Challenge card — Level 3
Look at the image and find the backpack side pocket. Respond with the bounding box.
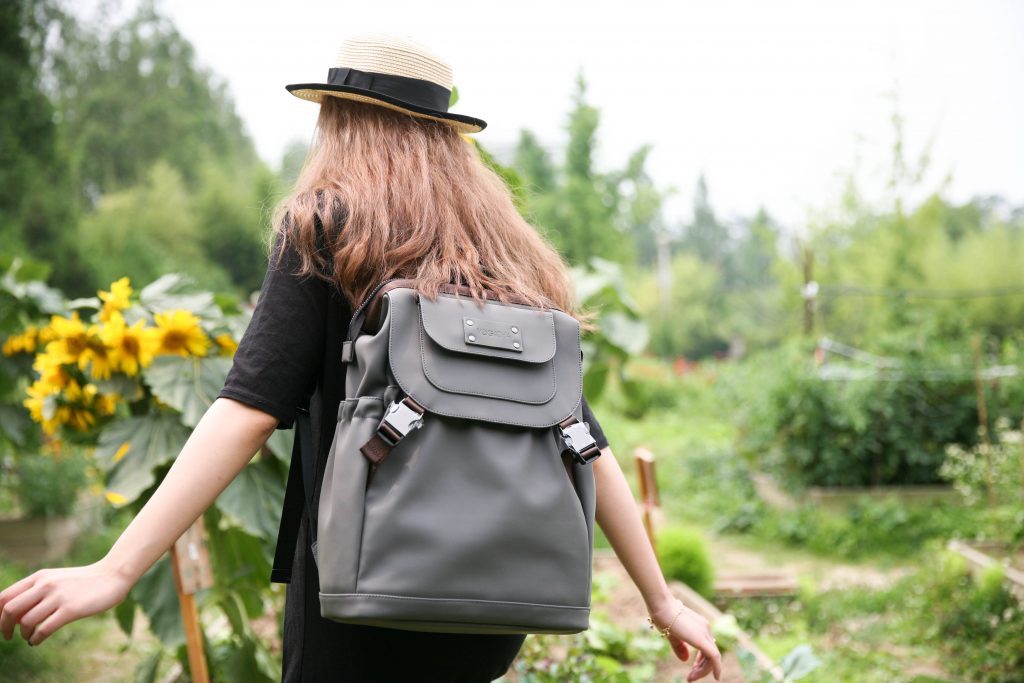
[315,395,386,596]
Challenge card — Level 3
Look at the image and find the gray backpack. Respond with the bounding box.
[271,279,602,635]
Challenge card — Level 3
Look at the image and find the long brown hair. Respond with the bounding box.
[269,95,581,320]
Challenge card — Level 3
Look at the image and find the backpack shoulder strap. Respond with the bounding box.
[270,400,315,584]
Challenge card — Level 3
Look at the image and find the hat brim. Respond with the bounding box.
[285,82,487,134]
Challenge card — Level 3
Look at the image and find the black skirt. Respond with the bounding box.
[281,512,527,682]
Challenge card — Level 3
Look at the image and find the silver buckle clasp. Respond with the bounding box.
[379,399,424,446]
[561,421,599,464]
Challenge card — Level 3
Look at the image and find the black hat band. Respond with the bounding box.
[327,67,451,112]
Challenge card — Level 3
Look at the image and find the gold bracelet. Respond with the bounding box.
[646,599,684,638]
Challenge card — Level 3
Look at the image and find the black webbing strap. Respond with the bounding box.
[270,404,315,584]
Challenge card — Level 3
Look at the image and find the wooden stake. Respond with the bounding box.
[634,447,660,555]
[971,335,994,507]
[1019,416,1024,505]
[170,518,213,683]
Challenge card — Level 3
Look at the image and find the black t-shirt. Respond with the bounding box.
[216,224,609,683]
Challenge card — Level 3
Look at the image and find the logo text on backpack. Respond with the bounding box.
[463,317,524,352]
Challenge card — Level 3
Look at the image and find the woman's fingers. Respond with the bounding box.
[19,596,59,643]
[687,651,713,682]
[685,636,723,682]
[0,582,45,640]
[28,608,74,646]
[670,635,690,661]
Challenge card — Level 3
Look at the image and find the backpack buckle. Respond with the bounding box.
[377,397,425,447]
[560,420,600,465]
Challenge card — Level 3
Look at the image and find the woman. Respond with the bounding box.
[0,33,722,683]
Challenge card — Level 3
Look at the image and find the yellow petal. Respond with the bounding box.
[113,441,131,463]
[105,491,128,506]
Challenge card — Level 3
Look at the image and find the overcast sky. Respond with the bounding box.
[97,0,1023,230]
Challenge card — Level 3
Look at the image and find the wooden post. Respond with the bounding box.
[634,447,660,556]
[1019,416,1024,505]
[971,335,994,507]
[801,244,816,336]
[170,518,214,683]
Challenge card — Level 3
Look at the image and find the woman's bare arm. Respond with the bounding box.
[593,445,722,681]
[0,397,279,645]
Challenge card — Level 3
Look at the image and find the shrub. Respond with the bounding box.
[14,447,90,517]
[654,524,715,597]
[929,557,1024,682]
[740,334,1024,489]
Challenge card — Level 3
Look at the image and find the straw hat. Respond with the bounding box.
[286,32,487,134]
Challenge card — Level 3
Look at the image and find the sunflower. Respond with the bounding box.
[214,332,238,356]
[45,311,90,365]
[98,277,133,322]
[60,380,100,432]
[79,322,116,380]
[2,325,39,356]
[32,348,72,391]
[153,309,211,357]
[23,379,61,435]
[101,311,159,375]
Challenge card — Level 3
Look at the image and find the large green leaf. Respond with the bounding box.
[263,428,295,463]
[216,459,286,540]
[600,311,650,356]
[139,273,222,320]
[145,355,233,428]
[132,554,184,648]
[95,414,191,504]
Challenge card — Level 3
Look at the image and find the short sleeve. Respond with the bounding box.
[217,228,328,429]
[581,395,609,449]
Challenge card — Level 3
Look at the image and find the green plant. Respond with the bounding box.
[940,416,1024,506]
[573,257,650,409]
[738,643,822,682]
[927,556,1024,682]
[506,611,667,683]
[13,446,90,517]
[654,525,715,597]
[738,333,1022,489]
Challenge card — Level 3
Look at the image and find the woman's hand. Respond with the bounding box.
[0,398,277,649]
[0,559,132,646]
[649,597,723,682]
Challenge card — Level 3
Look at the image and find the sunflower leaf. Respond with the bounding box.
[144,354,233,428]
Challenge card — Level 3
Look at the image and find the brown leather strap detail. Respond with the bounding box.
[362,278,419,333]
[403,395,426,414]
[559,415,579,429]
[360,434,392,466]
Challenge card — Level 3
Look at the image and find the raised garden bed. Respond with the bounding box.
[947,539,1024,601]
[752,471,963,512]
[0,513,80,565]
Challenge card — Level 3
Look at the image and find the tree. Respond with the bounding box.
[0,0,89,292]
[679,172,729,268]
[42,0,261,202]
[512,70,668,268]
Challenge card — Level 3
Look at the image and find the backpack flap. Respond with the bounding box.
[385,288,582,428]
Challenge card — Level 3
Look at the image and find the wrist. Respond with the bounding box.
[646,591,681,621]
[647,595,684,630]
[97,551,143,593]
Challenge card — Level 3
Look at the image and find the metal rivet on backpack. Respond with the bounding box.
[466,319,474,326]
[513,342,521,349]
[468,335,476,342]
[511,326,519,334]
